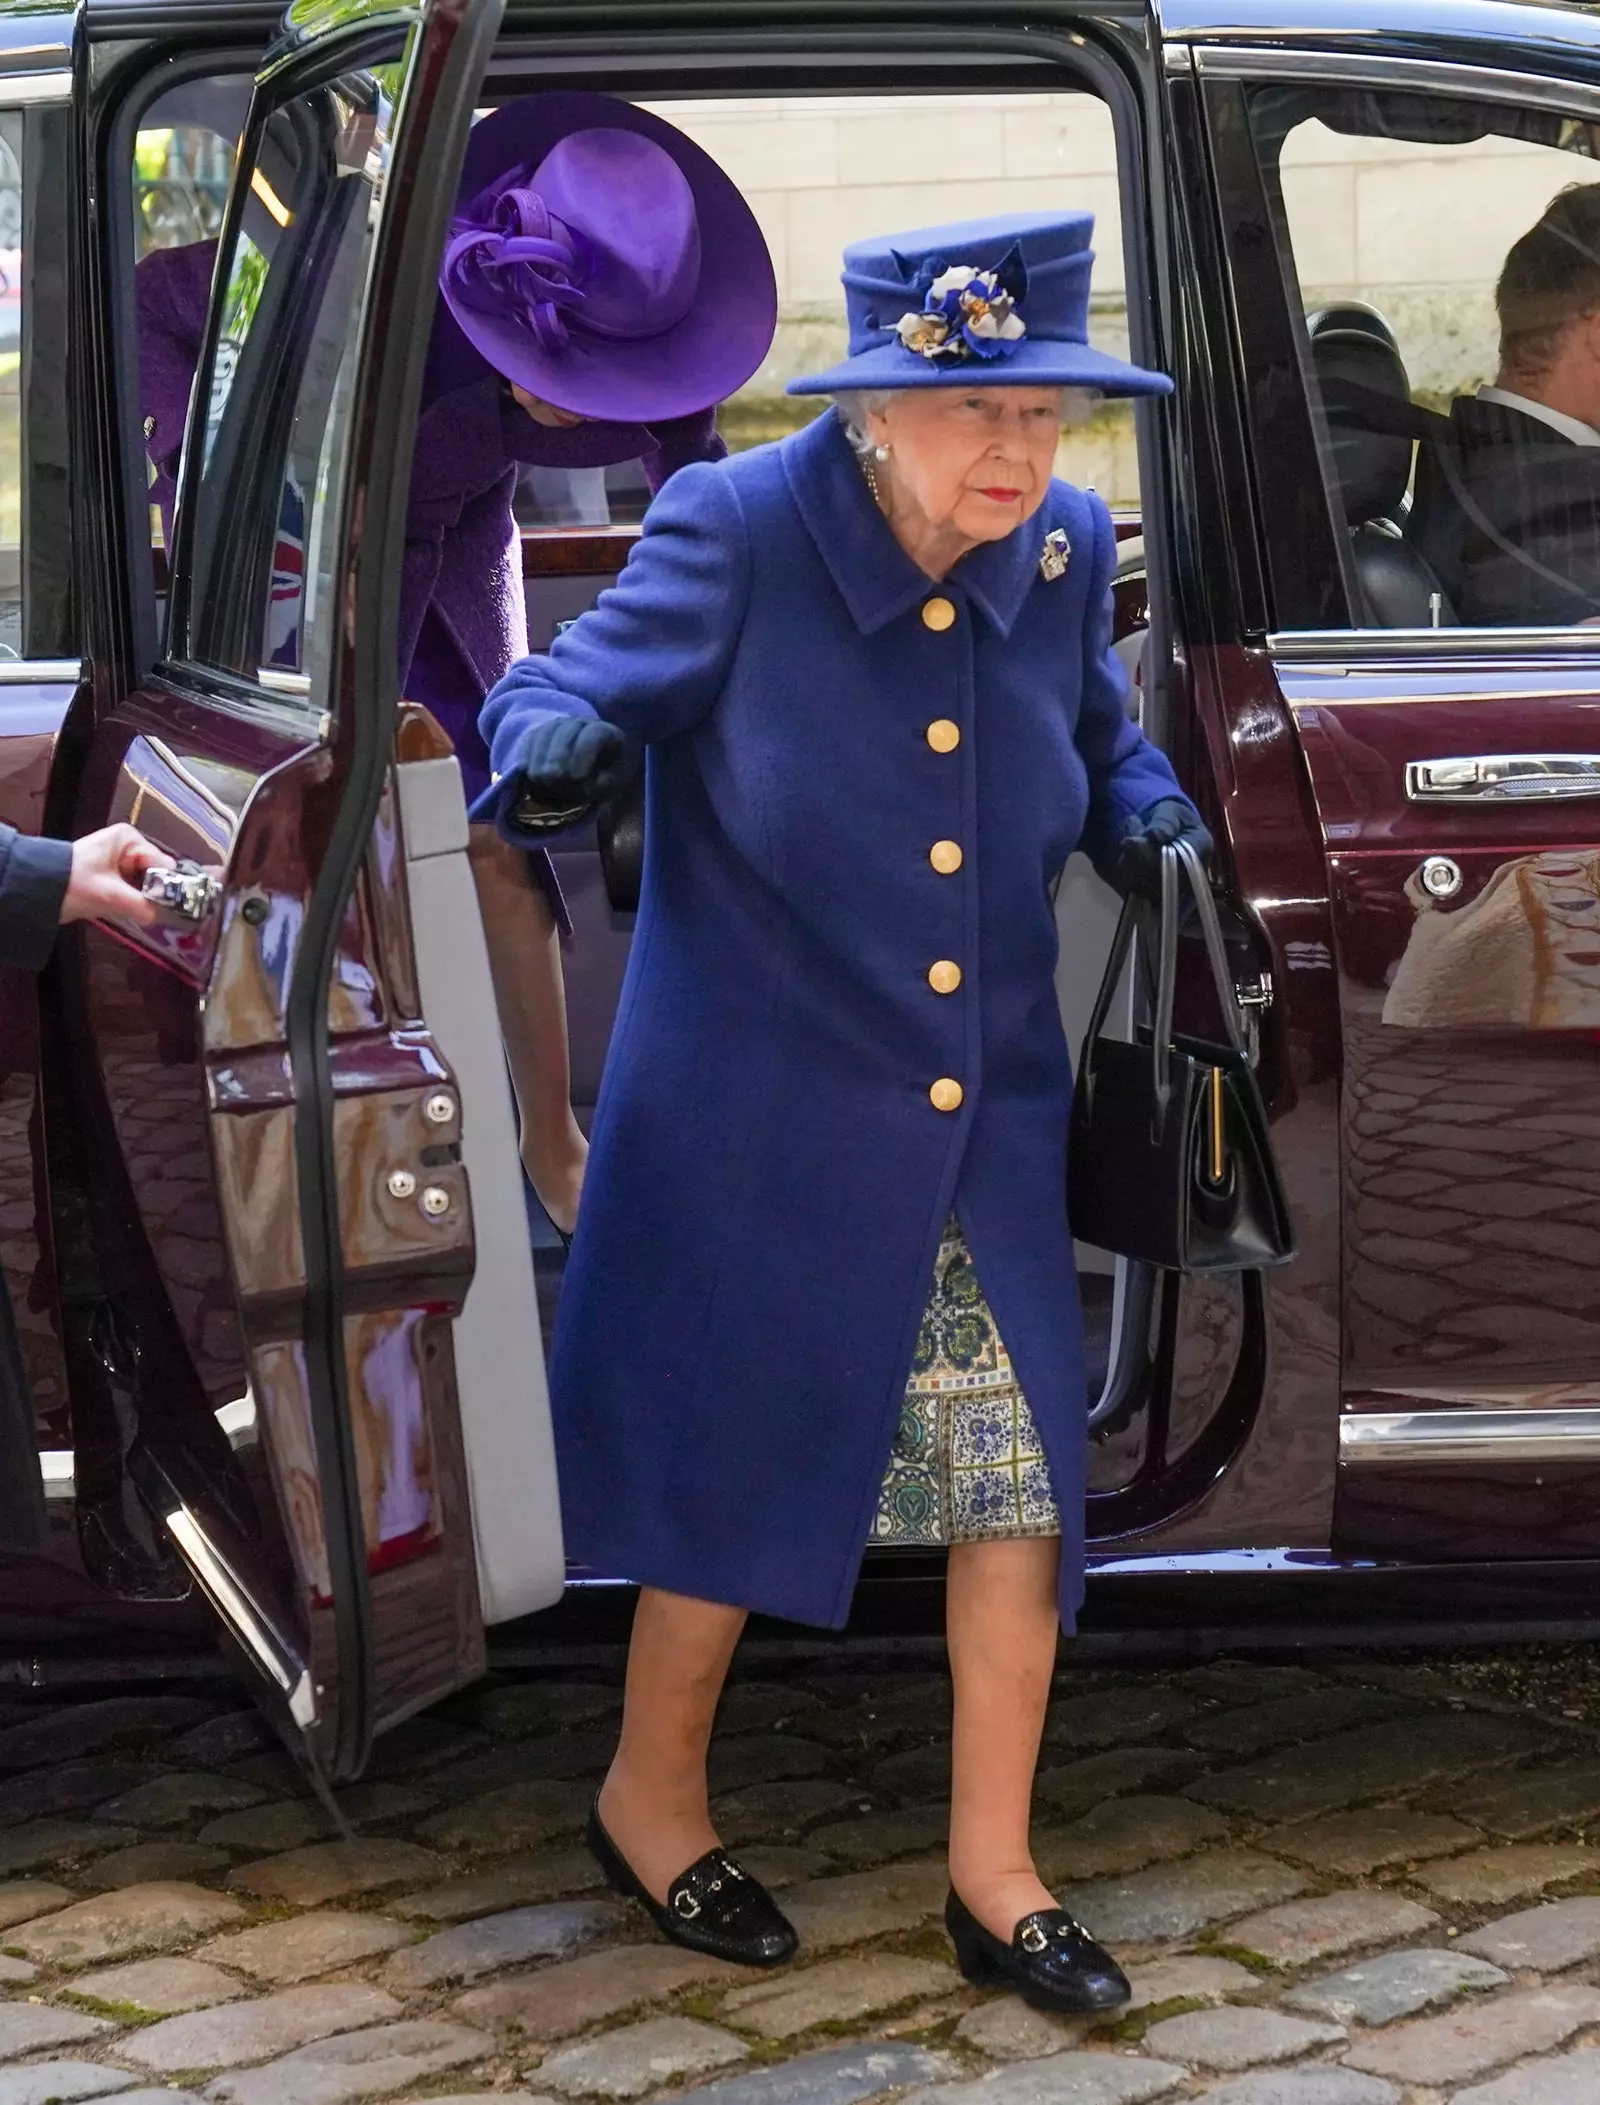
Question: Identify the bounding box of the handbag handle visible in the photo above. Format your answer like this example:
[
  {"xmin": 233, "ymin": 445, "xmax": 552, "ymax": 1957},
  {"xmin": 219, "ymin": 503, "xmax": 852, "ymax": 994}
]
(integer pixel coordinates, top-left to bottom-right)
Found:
[
  {"xmin": 1078, "ymin": 889, "xmax": 1156, "ymax": 1102},
  {"xmin": 1171, "ymin": 837, "xmax": 1248, "ymax": 1058},
  {"xmin": 1076, "ymin": 836, "xmax": 1245, "ymax": 1142},
  {"xmin": 1145, "ymin": 842, "xmax": 1247, "ymax": 1144}
]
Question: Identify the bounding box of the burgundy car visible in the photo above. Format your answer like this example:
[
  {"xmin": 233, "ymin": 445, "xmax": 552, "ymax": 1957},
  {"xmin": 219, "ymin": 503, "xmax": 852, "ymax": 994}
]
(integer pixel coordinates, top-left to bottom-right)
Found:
[{"xmin": 4, "ymin": 0, "xmax": 1600, "ymax": 1779}]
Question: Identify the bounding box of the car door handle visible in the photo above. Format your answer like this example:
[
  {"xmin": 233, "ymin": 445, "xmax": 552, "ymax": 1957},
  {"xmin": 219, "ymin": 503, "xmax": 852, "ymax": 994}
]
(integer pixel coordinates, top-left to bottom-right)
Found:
[
  {"xmin": 1405, "ymin": 754, "xmax": 1600, "ymax": 802},
  {"xmin": 141, "ymin": 857, "xmax": 223, "ymax": 921}
]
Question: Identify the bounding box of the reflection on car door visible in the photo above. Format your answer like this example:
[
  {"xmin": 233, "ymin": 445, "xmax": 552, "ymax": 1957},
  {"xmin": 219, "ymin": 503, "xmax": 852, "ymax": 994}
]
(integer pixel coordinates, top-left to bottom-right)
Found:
[{"xmin": 49, "ymin": 0, "xmax": 557, "ymax": 1782}]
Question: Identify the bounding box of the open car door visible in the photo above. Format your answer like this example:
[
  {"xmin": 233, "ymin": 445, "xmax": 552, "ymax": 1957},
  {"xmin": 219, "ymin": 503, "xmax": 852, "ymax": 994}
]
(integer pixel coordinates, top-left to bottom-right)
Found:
[{"xmin": 48, "ymin": 0, "xmax": 561, "ymax": 1782}]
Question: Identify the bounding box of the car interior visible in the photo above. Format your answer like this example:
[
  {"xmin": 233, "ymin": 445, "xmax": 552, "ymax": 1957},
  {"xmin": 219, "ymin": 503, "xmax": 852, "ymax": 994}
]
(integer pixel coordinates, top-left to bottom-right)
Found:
[{"xmin": 1252, "ymin": 85, "xmax": 1600, "ymax": 631}]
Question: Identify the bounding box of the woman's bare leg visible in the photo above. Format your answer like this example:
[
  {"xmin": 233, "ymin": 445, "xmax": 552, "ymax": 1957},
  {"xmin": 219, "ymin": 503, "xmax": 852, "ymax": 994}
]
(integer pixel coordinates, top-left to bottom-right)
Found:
[
  {"xmin": 946, "ymin": 1534, "xmax": 1062, "ymax": 1938},
  {"xmin": 467, "ymin": 823, "xmax": 588, "ymax": 1234},
  {"xmin": 598, "ymin": 1585, "xmax": 747, "ymax": 1903}
]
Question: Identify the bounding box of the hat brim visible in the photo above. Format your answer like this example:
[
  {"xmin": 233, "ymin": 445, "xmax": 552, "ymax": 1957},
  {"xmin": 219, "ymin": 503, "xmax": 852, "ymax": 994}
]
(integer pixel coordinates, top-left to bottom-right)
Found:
[
  {"xmin": 786, "ymin": 336, "xmax": 1172, "ymax": 399},
  {"xmin": 446, "ymin": 93, "xmax": 777, "ymax": 423}
]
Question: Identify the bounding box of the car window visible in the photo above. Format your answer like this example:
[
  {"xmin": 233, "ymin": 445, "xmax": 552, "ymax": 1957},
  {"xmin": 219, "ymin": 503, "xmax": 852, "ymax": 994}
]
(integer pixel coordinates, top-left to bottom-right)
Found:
[
  {"xmin": 179, "ymin": 62, "xmax": 404, "ymax": 706},
  {"xmin": 131, "ymin": 75, "xmax": 251, "ymax": 622},
  {"xmin": 514, "ymin": 90, "xmax": 1139, "ymax": 535},
  {"xmin": 1244, "ymin": 80, "xmax": 1600, "ymax": 632}
]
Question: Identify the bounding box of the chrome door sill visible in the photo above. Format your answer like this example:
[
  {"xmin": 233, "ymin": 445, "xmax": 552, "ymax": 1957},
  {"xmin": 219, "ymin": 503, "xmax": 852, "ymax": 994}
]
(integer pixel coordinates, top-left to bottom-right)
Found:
[{"xmin": 1341, "ymin": 1409, "xmax": 1600, "ymax": 1466}]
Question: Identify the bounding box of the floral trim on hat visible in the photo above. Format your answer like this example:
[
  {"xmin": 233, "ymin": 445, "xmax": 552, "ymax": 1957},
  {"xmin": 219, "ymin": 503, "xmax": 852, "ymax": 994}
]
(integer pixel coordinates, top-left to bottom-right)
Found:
[{"xmin": 894, "ymin": 250, "xmax": 1027, "ymax": 364}]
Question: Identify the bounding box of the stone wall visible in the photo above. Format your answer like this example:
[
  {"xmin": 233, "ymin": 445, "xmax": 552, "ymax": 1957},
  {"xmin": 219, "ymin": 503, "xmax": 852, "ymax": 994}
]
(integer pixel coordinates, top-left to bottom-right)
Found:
[
  {"xmin": 648, "ymin": 92, "xmax": 1596, "ymax": 504},
  {"xmin": 645, "ymin": 93, "xmax": 1141, "ymax": 500},
  {"xmin": 1279, "ymin": 119, "xmax": 1593, "ymax": 401}
]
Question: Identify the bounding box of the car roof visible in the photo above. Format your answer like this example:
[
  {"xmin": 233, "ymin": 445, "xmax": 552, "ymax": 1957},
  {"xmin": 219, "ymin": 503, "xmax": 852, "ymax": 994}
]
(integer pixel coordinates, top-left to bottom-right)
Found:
[{"xmin": 70, "ymin": 0, "xmax": 1600, "ymax": 77}]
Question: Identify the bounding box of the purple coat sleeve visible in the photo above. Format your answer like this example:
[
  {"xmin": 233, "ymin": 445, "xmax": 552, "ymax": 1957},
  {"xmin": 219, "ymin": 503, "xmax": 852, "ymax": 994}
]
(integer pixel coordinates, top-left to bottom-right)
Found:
[
  {"xmin": 135, "ymin": 241, "xmax": 219, "ymax": 551},
  {"xmin": 398, "ymin": 376, "xmax": 516, "ymax": 704},
  {"xmin": 641, "ymin": 409, "xmax": 727, "ymax": 493},
  {"xmin": 406, "ymin": 386, "xmax": 728, "ymax": 698}
]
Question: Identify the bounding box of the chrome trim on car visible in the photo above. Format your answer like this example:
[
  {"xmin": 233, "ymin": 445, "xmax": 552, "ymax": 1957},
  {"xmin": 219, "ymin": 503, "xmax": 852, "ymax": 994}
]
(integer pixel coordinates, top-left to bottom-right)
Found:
[
  {"xmin": 0, "ymin": 71, "xmax": 72, "ymax": 106},
  {"xmin": 1270, "ymin": 629, "xmax": 1600, "ymax": 665},
  {"xmin": 39, "ymin": 1449, "xmax": 73, "ymax": 1500},
  {"xmin": 0, "ymin": 657, "xmax": 82, "ymax": 683},
  {"xmin": 1407, "ymin": 755, "xmax": 1600, "ymax": 802},
  {"xmin": 257, "ymin": 667, "xmax": 312, "ymax": 698},
  {"xmin": 1087, "ymin": 1547, "xmax": 1341, "ymax": 1573},
  {"xmin": 1190, "ymin": 46, "xmax": 1600, "ymax": 126},
  {"xmin": 165, "ymin": 1501, "xmax": 316, "ymax": 1727},
  {"xmin": 1341, "ymin": 1409, "xmax": 1600, "ymax": 1465}
]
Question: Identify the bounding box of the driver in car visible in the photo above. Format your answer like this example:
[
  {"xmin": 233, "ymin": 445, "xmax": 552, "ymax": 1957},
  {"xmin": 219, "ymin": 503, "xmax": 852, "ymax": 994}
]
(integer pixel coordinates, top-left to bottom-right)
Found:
[{"xmin": 1416, "ymin": 180, "xmax": 1600, "ymax": 625}]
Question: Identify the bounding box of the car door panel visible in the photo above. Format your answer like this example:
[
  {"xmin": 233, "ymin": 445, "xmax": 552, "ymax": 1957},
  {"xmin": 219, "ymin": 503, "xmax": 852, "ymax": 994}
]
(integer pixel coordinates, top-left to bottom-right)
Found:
[
  {"xmin": 51, "ymin": 0, "xmax": 522, "ymax": 1771},
  {"xmin": 1290, "ymin": 667, "xmax": 1600, "ymax": 1390},
  {"xmin": 395, "ymin": 727, "xmax": 563, "ymax": 1626},
  {"xmin": 1279, "ymin": 655, "xmax": 1600, "ymax": 1558}
]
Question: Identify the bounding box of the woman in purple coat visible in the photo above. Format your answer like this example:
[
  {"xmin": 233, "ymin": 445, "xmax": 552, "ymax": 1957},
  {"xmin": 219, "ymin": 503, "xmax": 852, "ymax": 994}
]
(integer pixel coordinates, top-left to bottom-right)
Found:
[{"xmin": 136, "ymin": 94, "xmax": 777, "ymax": 1234}]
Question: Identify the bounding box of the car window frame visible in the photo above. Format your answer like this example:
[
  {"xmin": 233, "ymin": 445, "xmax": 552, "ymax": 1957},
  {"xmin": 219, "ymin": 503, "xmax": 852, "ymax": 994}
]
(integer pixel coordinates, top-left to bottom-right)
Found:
[
  {"xmin": 103, "ymin": 45, "xmax": 267, "ymax": 686},
  {"xmin": 1197, "ymin": 41, "xmax": 1600, "ymax": 654},
  {"xmin": 169, "ymin": 35, "xmax": 408, "ymax": 729},
  {"xmin": 0, "ymin": 43, "xmax": 79, "ymax": 672}
]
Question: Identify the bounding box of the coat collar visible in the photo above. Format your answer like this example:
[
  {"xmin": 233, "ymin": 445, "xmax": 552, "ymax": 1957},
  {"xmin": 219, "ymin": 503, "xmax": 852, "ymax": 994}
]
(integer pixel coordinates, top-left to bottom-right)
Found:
[{"xmin": 781, "ymin": 409, "xmax": 1044, "ymax": 639}]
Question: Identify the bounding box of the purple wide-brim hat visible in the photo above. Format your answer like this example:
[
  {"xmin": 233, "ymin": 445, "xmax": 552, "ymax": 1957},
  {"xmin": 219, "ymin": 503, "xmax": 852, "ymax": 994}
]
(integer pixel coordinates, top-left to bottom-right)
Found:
[
  {"xmin": 788, "ymin": 210, "xmax": 1172, "ymax": 399},
  {"xmin": 441, "ymin": 92, "xmax": 777, "ymax": 424}
]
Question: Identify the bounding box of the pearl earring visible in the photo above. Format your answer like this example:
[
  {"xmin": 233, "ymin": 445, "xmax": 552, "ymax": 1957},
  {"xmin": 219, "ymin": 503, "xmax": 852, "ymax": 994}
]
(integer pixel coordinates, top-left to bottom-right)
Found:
[{"xmin": 873, "ymin": 444, "xmax": 890, "ymax": 462}]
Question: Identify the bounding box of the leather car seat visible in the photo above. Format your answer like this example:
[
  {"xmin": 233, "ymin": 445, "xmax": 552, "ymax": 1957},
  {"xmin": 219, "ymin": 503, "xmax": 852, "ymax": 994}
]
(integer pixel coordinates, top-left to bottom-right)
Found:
[{"xmin": 1307, "ymin": 304, "xmax": 1457, "ymax": 628}]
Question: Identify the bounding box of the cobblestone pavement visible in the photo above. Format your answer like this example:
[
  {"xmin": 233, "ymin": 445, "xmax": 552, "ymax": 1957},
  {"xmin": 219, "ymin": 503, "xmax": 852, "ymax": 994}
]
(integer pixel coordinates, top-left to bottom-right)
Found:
[{"xmin": 7, "ymin": 1644, "xmax": 1600, "ymax": 2102}]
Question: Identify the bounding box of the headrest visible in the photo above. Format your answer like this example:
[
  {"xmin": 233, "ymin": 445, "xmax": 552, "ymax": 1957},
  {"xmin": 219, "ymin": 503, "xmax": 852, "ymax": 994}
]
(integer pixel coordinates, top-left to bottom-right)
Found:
[
  {"xmin": 1311, "ymin": 323, "xmax": 1414, "ymax": 526},
  {"xmin": 1307, "ymin": 301, "xmax": 1400, "ymax": 354}
]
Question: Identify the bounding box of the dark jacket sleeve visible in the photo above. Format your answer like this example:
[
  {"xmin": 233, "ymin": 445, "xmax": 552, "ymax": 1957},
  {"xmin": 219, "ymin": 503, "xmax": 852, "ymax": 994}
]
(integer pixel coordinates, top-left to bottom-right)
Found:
[{"xmin": 0, "ymin": 825, "xmax": 70, "ymax": 971}]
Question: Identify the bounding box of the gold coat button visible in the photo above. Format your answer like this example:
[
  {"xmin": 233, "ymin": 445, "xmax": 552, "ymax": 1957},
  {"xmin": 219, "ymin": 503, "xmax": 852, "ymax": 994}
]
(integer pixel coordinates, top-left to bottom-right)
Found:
[
  {"xmin": 928, "ymin": 960, "xmax": 962, "ymax": 994},
  {"xmin": 921, "ymin": 596, "xmax": 957, "ymax": 632},
  {"xmin": 929, "ymin": 839, "xmax": 963, "ymax": 875},
  {"xmin": 930, "ymin": 1077, "xmax": 964, "ymax": 1113},
  {"xmin": 926, "ymin": 718, "xmax": 960, "ymax": 753}
]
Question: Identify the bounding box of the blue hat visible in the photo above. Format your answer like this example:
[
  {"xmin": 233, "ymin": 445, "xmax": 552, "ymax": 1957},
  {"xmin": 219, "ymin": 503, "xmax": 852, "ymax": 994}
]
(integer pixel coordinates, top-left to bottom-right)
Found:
[{"xmin": 787, "ymin": 210, "xmax": 1171, "ymax": 398}]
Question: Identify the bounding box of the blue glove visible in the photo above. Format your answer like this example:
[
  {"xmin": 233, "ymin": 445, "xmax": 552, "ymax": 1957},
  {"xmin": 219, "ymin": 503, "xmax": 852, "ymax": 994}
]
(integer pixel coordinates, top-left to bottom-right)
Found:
[
  {"xmin": 468, "ymin": 716, "xmax": 629, "ymax": 840},
  {"xmin": 1114, "ymin": 798, "xmax": 1214, "ymax": 905}
]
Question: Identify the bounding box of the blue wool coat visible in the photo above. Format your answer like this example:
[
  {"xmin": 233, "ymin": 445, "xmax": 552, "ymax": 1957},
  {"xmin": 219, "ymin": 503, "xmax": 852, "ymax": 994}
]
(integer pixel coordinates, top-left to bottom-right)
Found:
[{"xmin": 480, "ymin": 408, "xmax": 1193, "ymax": 1630}]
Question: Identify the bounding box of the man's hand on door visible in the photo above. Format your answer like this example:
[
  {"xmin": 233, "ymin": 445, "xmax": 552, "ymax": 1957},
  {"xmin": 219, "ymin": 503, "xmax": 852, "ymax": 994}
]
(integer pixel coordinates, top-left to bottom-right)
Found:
[{"xmin": 62, "ymin": 824, "xmax": 174, "ymax": 929}]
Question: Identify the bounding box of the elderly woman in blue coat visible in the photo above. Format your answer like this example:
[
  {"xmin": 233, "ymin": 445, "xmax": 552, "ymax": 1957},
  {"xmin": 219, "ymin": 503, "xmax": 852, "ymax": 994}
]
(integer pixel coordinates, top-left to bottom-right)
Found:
[{"xmin": 476, "ymin": 212, "xmax": 1210, "ymax": 2007}]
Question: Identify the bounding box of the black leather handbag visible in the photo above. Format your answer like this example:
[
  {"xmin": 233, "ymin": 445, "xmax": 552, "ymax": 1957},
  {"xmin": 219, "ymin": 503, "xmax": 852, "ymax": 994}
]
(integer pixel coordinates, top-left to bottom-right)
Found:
[{"xmin": 1067, "ymin": 839, "xmax": 1295, "ymax": 1273}]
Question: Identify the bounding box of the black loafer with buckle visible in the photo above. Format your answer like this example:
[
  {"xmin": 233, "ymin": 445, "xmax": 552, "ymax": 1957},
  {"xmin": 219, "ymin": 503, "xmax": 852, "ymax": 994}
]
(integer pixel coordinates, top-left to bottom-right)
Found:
[
  {"xmin": 946, "ymin": 1888, "xmax": 1130, "ymax": 2013},
  {"xmin": 585, "ymin": 1799, "xmax": 798, "ymax": 1968}
]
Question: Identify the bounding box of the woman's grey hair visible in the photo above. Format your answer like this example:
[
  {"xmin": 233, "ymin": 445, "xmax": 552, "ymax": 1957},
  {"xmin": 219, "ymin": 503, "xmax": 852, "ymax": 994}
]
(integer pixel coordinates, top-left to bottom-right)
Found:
[
  {"xmin": 830, "ymin": 390, "xmax": 897, "ymax": 458},
  {"xmin": 831, "ymin": 384, "xmax": 1104, "ymax": 455}
]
